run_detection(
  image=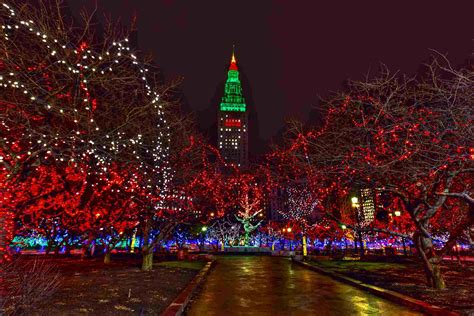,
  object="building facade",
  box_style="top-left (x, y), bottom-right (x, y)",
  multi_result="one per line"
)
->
top-left (218, 50), bottom-right (248, 167)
